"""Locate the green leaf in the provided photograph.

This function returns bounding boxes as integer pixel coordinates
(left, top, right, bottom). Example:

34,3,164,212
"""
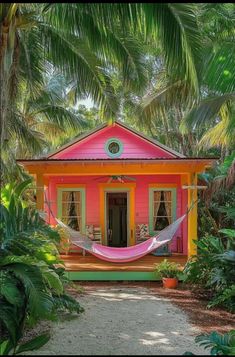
0,340,13,356
0,273,22,307
219,229,235,238
15,333,50,354
14,179,32,198
0,305,19,344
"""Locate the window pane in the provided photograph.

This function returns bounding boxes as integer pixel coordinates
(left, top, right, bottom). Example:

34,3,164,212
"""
61,190,82,231
62,191,80,201
154,216,170,230
62,202,80,217
152,190,173,231
154,190,171,201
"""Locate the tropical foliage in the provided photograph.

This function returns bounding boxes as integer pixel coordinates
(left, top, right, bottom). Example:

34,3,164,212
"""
0,3,235,354
0,334,51,356
1,2,205,182
198,153,235,238
0,180,84,352
184,230,235,312
154,259,181,279
184,330,235,356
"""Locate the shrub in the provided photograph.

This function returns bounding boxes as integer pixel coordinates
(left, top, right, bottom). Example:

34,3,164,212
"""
0,180,84,351
184,330,235,355
183,230,235,312
154,259,181,278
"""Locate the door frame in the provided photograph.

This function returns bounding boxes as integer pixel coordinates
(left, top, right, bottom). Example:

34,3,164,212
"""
99,183,136,246
106,191,128,247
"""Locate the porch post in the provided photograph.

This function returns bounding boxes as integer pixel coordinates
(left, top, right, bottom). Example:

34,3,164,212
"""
187,172,198,257
36,173,44,211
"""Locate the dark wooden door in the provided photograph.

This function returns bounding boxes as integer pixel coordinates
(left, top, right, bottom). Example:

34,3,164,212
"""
107,193,127,247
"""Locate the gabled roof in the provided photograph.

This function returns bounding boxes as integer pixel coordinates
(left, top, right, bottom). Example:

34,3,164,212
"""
46,120,185,159
116,120,185,158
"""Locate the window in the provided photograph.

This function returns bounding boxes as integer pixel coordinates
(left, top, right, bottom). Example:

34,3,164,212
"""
105,138,123,158
149,188,176,233
58,188,85,233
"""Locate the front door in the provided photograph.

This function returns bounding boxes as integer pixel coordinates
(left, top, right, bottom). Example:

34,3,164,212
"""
107,192,127,247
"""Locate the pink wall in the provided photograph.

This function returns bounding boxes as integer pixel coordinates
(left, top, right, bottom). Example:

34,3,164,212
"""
46,174,188,254
52,125,175,159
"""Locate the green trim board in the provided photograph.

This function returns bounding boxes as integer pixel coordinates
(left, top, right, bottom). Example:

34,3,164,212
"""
104,137,123,158
149,187,177,235
57,187,86,234
64,271,158,281
63,271,186,281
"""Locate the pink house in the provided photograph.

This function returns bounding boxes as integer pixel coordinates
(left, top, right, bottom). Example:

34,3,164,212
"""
19,120,216,279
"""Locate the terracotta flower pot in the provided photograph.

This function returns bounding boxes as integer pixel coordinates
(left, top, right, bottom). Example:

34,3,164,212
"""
162,277,178,289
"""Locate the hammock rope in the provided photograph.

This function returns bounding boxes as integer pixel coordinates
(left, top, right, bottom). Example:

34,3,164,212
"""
43,188,192,263
55,215,186,263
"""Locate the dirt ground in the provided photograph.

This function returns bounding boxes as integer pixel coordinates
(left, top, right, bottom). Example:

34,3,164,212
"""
75,282,234,334
22,282,234,356
23,284,210,356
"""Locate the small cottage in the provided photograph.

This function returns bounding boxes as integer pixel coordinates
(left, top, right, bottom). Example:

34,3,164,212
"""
18,120,216,279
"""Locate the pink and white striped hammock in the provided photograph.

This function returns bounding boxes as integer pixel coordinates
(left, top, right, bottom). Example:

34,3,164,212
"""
56,214,185,263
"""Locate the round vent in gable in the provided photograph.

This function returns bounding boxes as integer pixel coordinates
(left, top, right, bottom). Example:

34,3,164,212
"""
105,138,123,158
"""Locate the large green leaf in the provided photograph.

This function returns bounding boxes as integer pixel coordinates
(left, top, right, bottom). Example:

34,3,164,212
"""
0,305,19,344
14,179,33,199
15,333,50,354
0,273,23,307
0,340,13,356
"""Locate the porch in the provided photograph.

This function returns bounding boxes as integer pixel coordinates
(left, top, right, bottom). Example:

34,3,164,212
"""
60,252,188,281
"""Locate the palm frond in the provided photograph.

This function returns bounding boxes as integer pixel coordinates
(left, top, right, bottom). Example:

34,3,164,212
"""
142,3,201,91
32,105,87,131
8,112,47,156
199,109,235,149
181,93,235,133
42,25,119,117
204,44,235,94
139,79,193,123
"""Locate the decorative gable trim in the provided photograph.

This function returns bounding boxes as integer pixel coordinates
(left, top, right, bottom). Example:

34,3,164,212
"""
46,120,185,159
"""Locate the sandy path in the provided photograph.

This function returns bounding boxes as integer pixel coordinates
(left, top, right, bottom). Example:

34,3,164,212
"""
29,286,207,355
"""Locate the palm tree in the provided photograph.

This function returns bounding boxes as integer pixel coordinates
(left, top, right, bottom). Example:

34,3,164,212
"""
1,3,202,142
0,3,147,182
130,4,235,157
1,3,203,184
1,73,89,181
181,3,235,153
11,73,88,157
0,3,145,145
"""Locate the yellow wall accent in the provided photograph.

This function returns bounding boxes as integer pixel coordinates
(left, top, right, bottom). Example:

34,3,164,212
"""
23,162,210,176
36,174,44,210
187,173,198,256
99,183,136,246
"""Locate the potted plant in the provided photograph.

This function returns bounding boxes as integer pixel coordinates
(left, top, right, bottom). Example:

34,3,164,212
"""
154,259,181,288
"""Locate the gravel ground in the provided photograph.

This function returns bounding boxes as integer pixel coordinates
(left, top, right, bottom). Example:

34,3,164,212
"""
25,286,207,355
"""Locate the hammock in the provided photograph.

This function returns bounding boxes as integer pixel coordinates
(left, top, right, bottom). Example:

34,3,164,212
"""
56,214,186,263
